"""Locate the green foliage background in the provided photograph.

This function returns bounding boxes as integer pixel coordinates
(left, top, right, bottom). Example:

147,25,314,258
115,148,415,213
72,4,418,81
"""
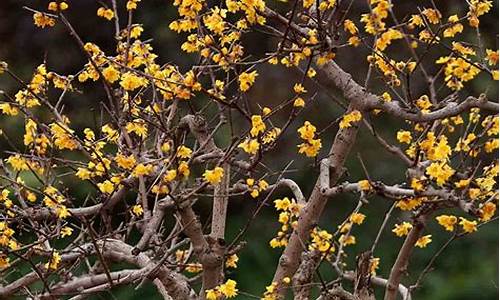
0,0,498,299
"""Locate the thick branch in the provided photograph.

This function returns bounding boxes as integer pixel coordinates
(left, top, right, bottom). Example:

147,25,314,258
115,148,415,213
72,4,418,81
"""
293,250,322,300
384,214,428,300
272,105,361,295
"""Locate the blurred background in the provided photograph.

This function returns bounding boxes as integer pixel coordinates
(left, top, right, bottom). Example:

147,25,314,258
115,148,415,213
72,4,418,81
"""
0,0,498,299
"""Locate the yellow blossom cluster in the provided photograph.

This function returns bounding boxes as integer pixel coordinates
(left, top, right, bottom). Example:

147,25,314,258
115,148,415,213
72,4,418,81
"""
245,178,269,198
309,227,334,253
203,167,225,185
33,12,55,28
344,19,360,47
436,215,457,231
270,197,302,248
336,212,366,247
415,235,432,248
206,279,238,299
297,121,322,157
361,0,391,35
238,71,258,92
395,197,426,211
436,43,482,91
43,186,71,219
467,0,493,27
339,110,362,129
392,222,413,237
97,7,115,20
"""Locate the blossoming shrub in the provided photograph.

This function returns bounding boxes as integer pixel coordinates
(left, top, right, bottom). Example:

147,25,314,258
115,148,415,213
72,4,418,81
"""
0,0,498,299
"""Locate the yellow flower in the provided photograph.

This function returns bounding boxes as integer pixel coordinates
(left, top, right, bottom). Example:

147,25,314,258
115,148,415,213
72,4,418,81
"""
8,240,18,250
218,279,238,298
307,68,316,78
132,164,154,177
415,235,432,248
206,289,219,300
293,97,305,108
395,197,424,211
339,110,362,129
0,103,19,116
436,215,457,231
102,124,118,142
250,115,266,137
422,8,441,24
375,29,403,51
339,234,356,246
429,137,452,161
262,107,272,116
459,217,477,233
24,119,37,146
443,15,463,38
238,139,260,155
298,139,322,157
60,226,73,237
370,257,380,275
164,170,177,182
178,161,190,178
349,213,366,225
416,95,432,111
262,128,281,144
225,254,239,268
120,72,147,91
97,7,115,20
203,167,224,185
26,191,37,202
76,168,92,180
293,83,307,94
125,120,148,139
46,251,62,270
358,180,371,191
33,12,55,28
492,70,499,80
102,65,120,83
381,92,392,102
126,0,140,10
177,145,193,159
411,177,425,192
238,71,258,92
115,153,136,170
310,228,334,252
98,180,115,194
130,25,144,38
258,180,269,191
6,154,29,171
396,130,412,144
297,121,316,141
454,179,471,188
485,49,499,66
426,162,455,186
161,142,171,153
0,255,10,270
132,204,143,216
59,2,69,10
274,198,291,211
479,202,496,221
297,121,322,157
484,139,499,153
344,19,358,35
392,222,413,237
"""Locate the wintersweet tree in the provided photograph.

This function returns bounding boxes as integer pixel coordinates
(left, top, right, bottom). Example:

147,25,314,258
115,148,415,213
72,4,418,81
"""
0,0,498,299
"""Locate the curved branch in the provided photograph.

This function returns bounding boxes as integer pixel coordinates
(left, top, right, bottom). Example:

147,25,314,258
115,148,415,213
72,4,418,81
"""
369,95,497,122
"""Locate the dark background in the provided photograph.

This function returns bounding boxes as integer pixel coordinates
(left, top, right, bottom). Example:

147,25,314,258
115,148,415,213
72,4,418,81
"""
0,0,498,299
